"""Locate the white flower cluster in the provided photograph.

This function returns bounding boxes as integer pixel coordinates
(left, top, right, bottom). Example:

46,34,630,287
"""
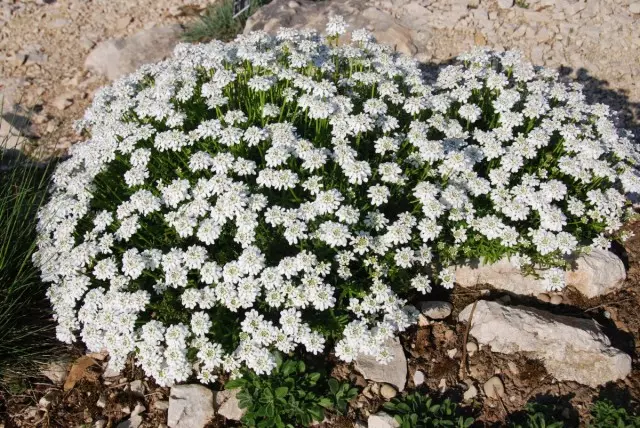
34,17,639,386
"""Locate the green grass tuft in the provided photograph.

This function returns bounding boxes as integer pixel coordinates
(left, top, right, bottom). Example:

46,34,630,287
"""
183,0,268,43
0,102,63,388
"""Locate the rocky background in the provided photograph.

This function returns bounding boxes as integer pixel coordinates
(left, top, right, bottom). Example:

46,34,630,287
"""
1,0,640,157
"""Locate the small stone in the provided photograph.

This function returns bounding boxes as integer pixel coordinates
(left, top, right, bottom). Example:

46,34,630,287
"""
130,380,145,397
497,0,514,8
52,93,73,110
438,378,447,392
630,2,640,14
417,314,429,327
94,420,107,428
466,342,478,354
117,404,145,428
413,370,425,386
549,295,563,305
379,384,397,399
154,400,169,411
537,293,550,303
41,361,70,385
368,411,400,428
507,361,519,375
418,301,453,320
444,329,455,341
38,390,60,410
96,394,107,408
103,362,121,378
288,0,300,8
463,382,478,401
447,348,458,358
116,16,133,30
483,376,505,399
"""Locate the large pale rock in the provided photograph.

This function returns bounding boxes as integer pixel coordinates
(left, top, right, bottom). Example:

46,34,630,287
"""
458,300,631,387
454,257,546,295
565,249,626,298
454,249,626,298
85,25,183,81
168,384,215,428
355,337,407,391
214,389,245,421
368,412,400,428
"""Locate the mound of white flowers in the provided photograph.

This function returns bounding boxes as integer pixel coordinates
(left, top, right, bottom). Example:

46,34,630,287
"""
34,16,639,386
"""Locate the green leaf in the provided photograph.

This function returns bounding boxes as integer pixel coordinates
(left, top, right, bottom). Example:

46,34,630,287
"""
275,386,289,398
318,397,333,409
224,379,245,390
328,378,339,395
307,372,321,385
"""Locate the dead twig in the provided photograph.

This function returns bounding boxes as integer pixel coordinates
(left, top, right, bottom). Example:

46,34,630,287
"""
458,300,478,380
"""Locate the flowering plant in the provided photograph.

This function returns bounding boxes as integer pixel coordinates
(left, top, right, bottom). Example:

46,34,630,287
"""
34,16,639,386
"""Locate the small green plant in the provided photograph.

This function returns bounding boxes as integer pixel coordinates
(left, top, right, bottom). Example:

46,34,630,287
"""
509,403,565,428
326,377,358,415
383,392,474,428
589,400,640,427
183,0,267,43
226,355,330,427
515,0,529,8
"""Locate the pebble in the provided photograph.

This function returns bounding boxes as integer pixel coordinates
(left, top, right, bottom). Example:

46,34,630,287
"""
463,382,478,401
549,295,563,305
483,376,505,399
52,93,73,110
447,348,458,358
497,0,514,8
466,342,478,355
537,293,551,302
438,378,447,393
38,390,60,410
130,379,145,397
413,370,425,386
380,383,397,399
631,3,640,14
444,329,455,341
507,361,519,375
96,394,107,408
419,301,453,320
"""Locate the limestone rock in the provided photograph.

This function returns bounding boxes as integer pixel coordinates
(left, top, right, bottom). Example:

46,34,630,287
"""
630,3,640,14
455,249,626,298
565,249,626,298
458,300,632,387
117,404,145,428
454,257,546,295
168,384,215,428
497,0,514,8
215,389,245,421
85,25,183,81
368,412,400,428
355,337,407,391
418,301,453,320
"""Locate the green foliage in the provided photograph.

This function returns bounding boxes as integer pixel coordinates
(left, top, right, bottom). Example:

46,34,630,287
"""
225,355,332,427
509,403,565,428
183,0,267,43
589,400,640,428
0,111,61,386
383,392,474,428
325,377,358,415
515,0,530,8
